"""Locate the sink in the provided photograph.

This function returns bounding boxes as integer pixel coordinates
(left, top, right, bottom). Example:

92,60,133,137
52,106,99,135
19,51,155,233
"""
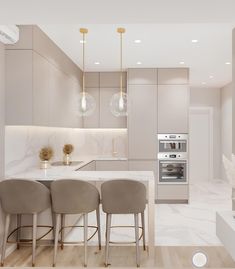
51,161,83,167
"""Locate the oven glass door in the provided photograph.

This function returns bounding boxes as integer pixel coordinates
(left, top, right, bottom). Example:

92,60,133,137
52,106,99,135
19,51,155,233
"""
159,140,187,153
159,160,187,183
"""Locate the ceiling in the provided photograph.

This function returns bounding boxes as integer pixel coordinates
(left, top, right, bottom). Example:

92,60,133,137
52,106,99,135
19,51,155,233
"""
1,0,235,87
39,23,235,87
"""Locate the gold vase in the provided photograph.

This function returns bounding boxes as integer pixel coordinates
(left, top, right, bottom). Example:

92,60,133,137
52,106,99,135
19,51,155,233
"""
40,160,50,169
63,154,71,165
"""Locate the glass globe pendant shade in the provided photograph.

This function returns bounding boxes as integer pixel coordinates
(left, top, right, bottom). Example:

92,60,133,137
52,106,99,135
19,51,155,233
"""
77,92,96,117
110,92,128,117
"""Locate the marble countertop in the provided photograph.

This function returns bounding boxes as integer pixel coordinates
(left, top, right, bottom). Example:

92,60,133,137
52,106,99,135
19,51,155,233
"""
5,156,154,182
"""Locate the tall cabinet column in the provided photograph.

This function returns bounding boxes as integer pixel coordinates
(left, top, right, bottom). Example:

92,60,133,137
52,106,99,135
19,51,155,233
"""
127,69,158,197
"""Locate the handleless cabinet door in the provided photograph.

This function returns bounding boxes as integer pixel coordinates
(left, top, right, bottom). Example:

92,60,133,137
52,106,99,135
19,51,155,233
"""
33,52,50,126
158,85,189,133
6,50,33,125
96,160,128,171
158,68,188,85
83,88,100,128
100,88,127,128
128,85,157,159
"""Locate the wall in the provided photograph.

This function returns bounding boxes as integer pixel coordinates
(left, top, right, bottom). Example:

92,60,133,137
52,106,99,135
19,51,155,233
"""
190,87,221,180
5,126,127,175
221,82,232,181
0,42,5,255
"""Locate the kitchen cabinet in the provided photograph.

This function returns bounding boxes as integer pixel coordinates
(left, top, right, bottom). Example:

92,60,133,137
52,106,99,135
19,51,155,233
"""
78,161,96,171
128,160,157,198
158,85,189,133
128,84,157,159
158,68,188,85
157,184,188,201
99,88,127,128
6,50,33,125
83,72,127,128
128,68,157,85
5,25,82,128
96,160,128,171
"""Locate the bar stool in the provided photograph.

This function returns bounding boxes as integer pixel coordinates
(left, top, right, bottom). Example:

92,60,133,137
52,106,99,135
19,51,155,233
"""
101,179,146,267
51,179,101,267
0,179,51,267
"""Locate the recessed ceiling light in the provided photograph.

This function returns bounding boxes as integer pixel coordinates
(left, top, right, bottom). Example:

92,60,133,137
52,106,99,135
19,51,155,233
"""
225,62,231,65
94,62,100,65
80,40,86,44
134,39,141,43
179,61,185,65
209,75,214,79
191,39,198,43
136,61,142,65
202,82,206,85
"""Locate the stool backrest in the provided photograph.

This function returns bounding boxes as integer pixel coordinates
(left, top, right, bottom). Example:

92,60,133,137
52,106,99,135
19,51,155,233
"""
51,179,100,214
101,179,146,214
0,179,51,214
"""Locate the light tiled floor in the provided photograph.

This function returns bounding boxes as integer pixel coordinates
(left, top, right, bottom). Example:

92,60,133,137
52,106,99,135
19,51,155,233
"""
66,180,232,246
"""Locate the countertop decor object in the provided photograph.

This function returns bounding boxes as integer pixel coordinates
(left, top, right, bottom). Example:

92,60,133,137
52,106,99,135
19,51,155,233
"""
39,147,53,169
110,27,128,117
77,28,96,117
63,144,74,165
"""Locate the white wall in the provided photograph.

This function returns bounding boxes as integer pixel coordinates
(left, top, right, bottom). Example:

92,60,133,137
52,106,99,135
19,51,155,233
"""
233,28,235,154
0,42,5,254
190,87,221,180
221,83,232,181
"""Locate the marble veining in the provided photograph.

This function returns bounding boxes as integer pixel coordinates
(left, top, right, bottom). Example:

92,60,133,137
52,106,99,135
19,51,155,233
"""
5,126,127,174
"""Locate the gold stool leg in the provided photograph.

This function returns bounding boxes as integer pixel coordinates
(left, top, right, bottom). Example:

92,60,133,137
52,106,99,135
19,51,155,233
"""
84,213,88,267
141,212,146,251
60,214,65,250
1,214,10,267
32,213,37,267
16,214,21,249
53,214,61,267
134,214,140,267
105,214,111,267
96,206,101,250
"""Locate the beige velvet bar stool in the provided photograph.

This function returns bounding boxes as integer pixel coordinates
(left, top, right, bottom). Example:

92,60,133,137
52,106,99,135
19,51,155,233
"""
101,179,146,267
51,179,101,267
0,179,51,267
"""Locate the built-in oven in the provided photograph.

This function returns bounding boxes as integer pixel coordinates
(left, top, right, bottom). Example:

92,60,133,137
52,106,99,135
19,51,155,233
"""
157,134,188,184
158,134,188,153
158,153,187,184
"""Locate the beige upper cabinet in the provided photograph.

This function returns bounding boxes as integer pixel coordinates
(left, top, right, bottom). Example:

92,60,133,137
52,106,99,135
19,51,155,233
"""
6,50,33,125
5,25,83,128
128,68,157,85
83,72,127,128
158,85,189,133
128,84,157,159
158,68,188,85
100,87,127,128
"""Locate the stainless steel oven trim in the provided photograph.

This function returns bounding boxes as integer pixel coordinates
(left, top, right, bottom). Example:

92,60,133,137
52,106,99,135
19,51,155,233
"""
158,159,188,185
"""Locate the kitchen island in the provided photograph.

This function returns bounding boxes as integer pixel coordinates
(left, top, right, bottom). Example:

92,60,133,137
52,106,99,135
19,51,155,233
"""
5,162,155,263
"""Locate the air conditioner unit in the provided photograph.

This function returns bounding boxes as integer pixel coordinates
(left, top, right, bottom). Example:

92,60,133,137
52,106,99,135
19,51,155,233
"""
0,25,19,44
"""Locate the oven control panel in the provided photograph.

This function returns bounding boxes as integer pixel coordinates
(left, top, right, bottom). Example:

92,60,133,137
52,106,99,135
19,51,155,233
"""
158,152,187,160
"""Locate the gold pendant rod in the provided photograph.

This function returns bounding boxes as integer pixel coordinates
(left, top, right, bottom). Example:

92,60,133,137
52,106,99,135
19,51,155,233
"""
80,28,88,94
117,28,125,96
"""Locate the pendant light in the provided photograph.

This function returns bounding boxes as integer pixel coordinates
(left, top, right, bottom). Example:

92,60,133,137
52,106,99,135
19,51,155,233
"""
77,28,96,117
110,28,128,117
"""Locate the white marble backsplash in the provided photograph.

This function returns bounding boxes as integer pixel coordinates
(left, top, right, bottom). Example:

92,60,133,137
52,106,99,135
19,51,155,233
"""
5,126,127,174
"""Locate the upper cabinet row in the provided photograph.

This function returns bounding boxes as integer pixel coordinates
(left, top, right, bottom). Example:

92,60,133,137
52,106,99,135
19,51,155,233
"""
83,72,127,128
